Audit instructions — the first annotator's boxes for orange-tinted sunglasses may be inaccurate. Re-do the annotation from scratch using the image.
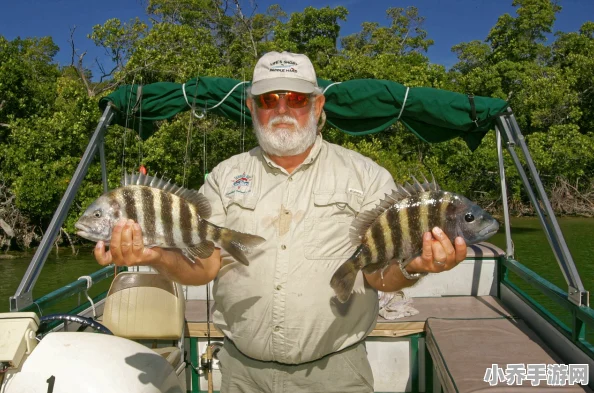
[254,91,311,110]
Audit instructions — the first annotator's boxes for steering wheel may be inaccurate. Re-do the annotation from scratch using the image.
[37,314,113,338]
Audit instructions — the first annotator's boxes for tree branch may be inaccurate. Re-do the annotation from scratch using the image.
[69,27,95,97]
[232,0,258,59]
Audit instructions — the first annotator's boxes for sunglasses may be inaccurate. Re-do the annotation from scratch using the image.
[254,91,311,110]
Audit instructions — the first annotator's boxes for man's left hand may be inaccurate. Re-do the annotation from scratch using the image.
[406,227,467,274]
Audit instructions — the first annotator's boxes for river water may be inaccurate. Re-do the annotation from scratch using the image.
[1,217,593,316]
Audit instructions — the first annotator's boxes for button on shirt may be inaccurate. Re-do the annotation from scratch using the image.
[200,135,396,364]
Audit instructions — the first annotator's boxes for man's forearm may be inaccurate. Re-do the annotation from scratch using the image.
[152,248,221,286]
[364,262,420,292]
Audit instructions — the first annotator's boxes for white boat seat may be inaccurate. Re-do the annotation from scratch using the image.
[426,317,592,392]
[102,271,185,367]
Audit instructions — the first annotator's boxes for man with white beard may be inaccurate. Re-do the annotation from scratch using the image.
[94,51,467,393]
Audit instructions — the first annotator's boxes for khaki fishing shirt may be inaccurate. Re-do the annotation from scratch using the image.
[200,134,397,364]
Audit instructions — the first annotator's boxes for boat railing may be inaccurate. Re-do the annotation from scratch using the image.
[501,258,594,359]
[20,265,125,332]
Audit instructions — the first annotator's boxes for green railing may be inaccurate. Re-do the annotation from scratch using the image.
[500,258,594,360]
[20,265,126,331]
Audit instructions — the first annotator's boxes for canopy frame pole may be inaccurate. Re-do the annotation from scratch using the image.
[99,135,109,193]
[495,108,588,307]
[495,126,514,259]
[10,105,115,311]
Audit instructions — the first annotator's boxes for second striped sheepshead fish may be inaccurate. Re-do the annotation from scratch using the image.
[330,177,499,303]
[75,173,265,265]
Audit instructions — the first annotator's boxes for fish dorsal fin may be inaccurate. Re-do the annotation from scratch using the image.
[122,172,212,219]
[348,175,440,245]
[403,174,440,194]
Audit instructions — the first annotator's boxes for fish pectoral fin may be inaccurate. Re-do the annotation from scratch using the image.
[361,261,386,274]
[183,241,216,261]
[400,255,420,268]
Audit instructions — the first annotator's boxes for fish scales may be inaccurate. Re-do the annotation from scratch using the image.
[189,204,199,245]
[331,177,500,303]
[170,193,183,246]
[141,187,157,245]
[149,186,162,246]
[75,172,266,265]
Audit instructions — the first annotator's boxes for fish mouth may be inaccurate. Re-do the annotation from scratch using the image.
[478,220,500,239]
[74,222,107,243]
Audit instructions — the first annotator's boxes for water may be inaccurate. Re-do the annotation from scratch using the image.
[0,248,110,314]
[490,217,594,293]
[489,217,594,339]
[1,218,593,318]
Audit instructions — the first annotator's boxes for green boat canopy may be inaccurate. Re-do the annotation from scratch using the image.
[99,77,509,150]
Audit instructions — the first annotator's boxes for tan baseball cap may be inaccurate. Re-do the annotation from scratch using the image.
[250,51,318,95]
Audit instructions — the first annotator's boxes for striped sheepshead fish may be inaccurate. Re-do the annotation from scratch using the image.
[75,173,265,265]
[330,176,499,303]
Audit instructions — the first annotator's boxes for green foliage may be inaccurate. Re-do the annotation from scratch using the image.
[0,36,60,126]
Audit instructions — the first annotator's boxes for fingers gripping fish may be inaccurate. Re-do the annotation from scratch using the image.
[75,172,265,265]
[330,176,499,303]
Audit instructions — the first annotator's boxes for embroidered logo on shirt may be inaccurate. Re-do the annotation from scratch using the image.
[226,173,253,196]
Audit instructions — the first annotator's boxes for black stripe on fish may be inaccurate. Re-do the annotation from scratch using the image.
[160,190,175,246]
[123,188,137,222]
[180,199,192,245]
[141,187,156,244]
[371,219,386,265]
[407,198,421,248]
[386,206,402,260]
[198,218,208,242]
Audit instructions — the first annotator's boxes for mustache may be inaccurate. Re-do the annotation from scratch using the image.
[269,115,298,127]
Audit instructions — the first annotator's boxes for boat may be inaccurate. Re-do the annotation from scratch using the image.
[1,77,592,393]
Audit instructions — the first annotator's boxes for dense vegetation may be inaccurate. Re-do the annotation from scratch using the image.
[1,0,593,250]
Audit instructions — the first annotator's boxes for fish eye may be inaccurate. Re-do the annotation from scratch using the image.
[465,213,475,223]
[93,210,102,218]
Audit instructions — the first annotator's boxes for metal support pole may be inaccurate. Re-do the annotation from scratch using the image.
[496,126,514,259]
[99,137,109,194]
[10,105,115,311]
[495,110,588,307]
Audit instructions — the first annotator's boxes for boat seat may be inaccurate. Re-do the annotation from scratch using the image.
[425,316,592,392]
[102,271,185,369]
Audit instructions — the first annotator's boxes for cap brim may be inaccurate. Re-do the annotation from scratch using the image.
[251,78,316,95]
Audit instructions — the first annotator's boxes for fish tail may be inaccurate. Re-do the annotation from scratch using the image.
[330,245,367,303]
[219,228,266,266]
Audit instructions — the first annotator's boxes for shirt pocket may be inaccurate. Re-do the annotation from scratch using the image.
[224,193,257,234]
[303,190,362,260]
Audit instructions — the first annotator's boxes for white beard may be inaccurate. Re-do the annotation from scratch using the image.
[252,107,318,157]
